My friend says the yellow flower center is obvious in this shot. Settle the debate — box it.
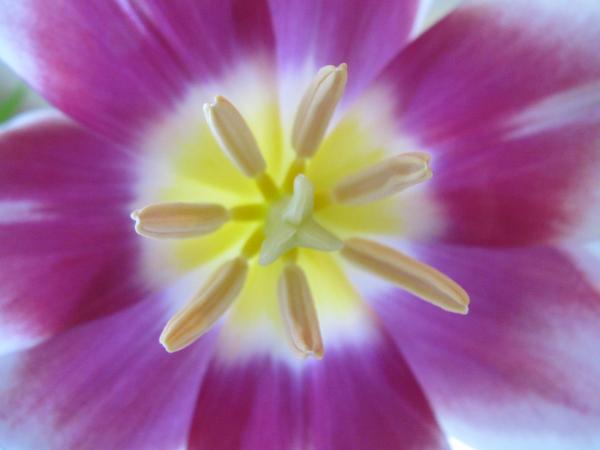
[132,63,469,360]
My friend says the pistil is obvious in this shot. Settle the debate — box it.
[284,175,314,225]
[259,175,341,265]
[282,157,306,193]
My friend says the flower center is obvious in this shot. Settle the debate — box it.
[132,64,469,359]
[259,174,342,265]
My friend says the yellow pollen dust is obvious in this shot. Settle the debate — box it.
[132,63,470,358]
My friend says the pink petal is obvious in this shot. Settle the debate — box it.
[372,243,600,449]
[188,324,447,450]
[0,0,274,144]
[376,0,600,245]
[0,112,144,351]
[268,0,420,100]
[0,296,216,450]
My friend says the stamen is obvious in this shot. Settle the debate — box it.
[333,152,432,204]
[314,192,332,210]
[131,202,229,239]
[284,248,299,263]
[278,263,324,359]
[160,257,248,352]
[241,227,264,259]
[283,174,314,226]
[291,63,348,158]
[229,204,265,221]
[340,238,469,314]
[203,95,266,177]
[255,172,280,201]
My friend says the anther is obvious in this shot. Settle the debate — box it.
[203,95,266,177]
[278,263,324,358]
[291,63,348,158]
[340,238,469,314]
[160,257,248,352]
[333,152,432,204]
[131,202,229,239]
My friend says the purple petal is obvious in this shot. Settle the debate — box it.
[0,113,144,351]
[188,324,447,450]
[268,0,420,101]
[0,0,274,143]
[0,296,216,450]
[372,243,600,449]
[375,0,600,245]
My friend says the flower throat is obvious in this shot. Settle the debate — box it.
[131,63,469,359]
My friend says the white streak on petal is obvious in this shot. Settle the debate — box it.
[0,5,40,91]
[410,0,463,38]
[0,60,47,113]
[216,302,378,370]
[0,109,64,133]
[0,327,45,356]
[449,437,477,450]
[0,200,53,224]
[215,255,378,368]
[505,81,600,139]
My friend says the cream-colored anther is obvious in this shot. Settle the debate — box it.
[131,202,229,239]
[160,257,248,352]
[341,238,469,314]
[291,63,348,158]
[278,263,324,358]
[333,152,432,204]
[283,174,314,226]
[203,95,266,177]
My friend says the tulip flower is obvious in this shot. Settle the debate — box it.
[0,1,599,449]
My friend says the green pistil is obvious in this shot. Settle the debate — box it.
[259,175,342,265]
